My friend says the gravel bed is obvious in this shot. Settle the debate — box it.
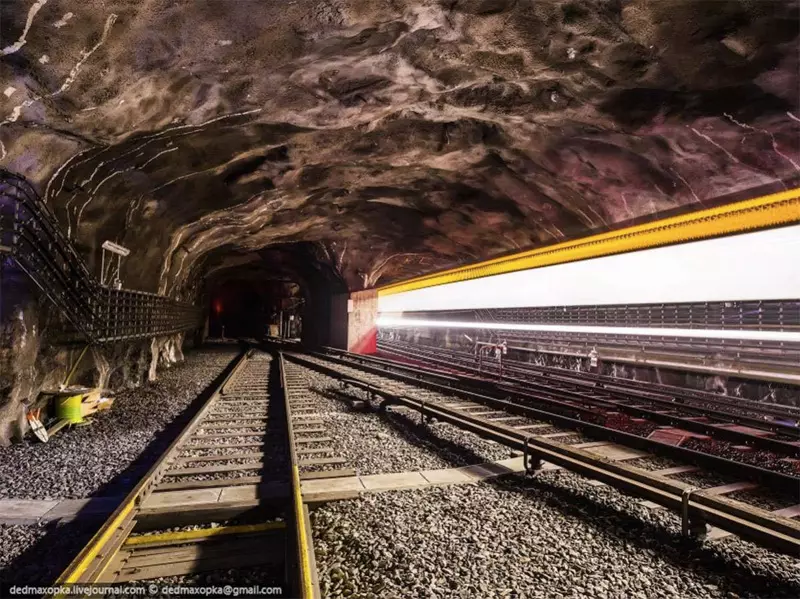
[553,433,591,445]
[178,447,266,458]
[0,348,239,500]
[170,457,264,468]
[683,438,800,475]
[0,520,99,585]
[136,566,284,592]
[671,471,737,489]
[295,369,514,475]
[185,435,267,447]
[726,489,799,512]
[194,426,266,435]
[208,406,270,414]
[199,418,268,426]
[312,473,800,598]
[129,516,285,538]
[515,425,564,436]
[162,466,281,482]
[624,456,683,472]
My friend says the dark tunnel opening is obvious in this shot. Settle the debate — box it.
[200,242,348,346]
[205,279,303,340]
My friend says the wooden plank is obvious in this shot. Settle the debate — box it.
[298,457,347,467]
[174,452,266,465]
[196,423,268,431]
[46,419,71,437]
[201,417,268,424]
[296,447,334,456]
[115,544,282,581]
[190,432,265,440]
[773,504,800,519]
[180,442,265,451]
[700,482,759,496]
[295,434,329,442]
[215,400,269,406]
[154,477,267,492]
[653,465,700,476]
[166,462,264,476]
[124,535,280,567]
[125,523,283,550]
[573,441,611,450]
[541,432,576,439]
[515,423,551,431]
[300,468,357,481]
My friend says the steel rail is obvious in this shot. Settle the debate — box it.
[50,350,250,592]
[300,351,800,493]
[365,342,800,445]
[378,342,800,457]
[285,352,800,556]
[279,352,321,599]
[375,343,800,445]
[377,186,800,295]
[377,341,800,423]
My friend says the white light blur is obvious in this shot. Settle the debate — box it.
[378,225,800,313]
[376,315,800,343]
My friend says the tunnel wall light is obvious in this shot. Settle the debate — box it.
[377,225,800,313]
[376,315,800,343]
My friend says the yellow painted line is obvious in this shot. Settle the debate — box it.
[377,187,800,296]
[293,465,314,599]
[58,499,135,584]
[124,521,285,546]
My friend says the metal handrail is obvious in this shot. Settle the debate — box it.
[1,169,201,343]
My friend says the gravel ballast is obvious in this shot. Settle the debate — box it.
[312,473,800,599]
[292,367,514,474]
[0,347,239,500]
[0,521,98,585]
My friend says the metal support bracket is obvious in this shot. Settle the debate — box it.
[420,401,431,424]
[681,487,708,539]
[523,437,542,475]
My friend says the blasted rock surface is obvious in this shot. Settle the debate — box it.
[1,0,798,291]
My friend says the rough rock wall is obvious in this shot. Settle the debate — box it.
[1,0,798,298]
[2,0,799,438]
[0,318,186,445]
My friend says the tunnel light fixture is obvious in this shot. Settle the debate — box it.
[377,225,800,313]
[100,240,131,289]
[376,315,800,344]
[101,241,130,257]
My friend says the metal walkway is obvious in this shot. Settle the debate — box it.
[0,169,200,344]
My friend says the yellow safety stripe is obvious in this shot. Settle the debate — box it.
[123,522,285,546]
[377,187,800,296]
[58,499,135,584]
[293,465,314,599]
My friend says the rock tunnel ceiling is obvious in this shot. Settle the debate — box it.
[1,0,799,296]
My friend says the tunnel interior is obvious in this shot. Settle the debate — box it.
[199,242,347,345]
[0,0,799,436]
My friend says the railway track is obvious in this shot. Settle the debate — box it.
[284,350,800,556]
[373,342,800,456]
[320,345,800,480]
[50,349,321,598]
[377,340,800,426]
